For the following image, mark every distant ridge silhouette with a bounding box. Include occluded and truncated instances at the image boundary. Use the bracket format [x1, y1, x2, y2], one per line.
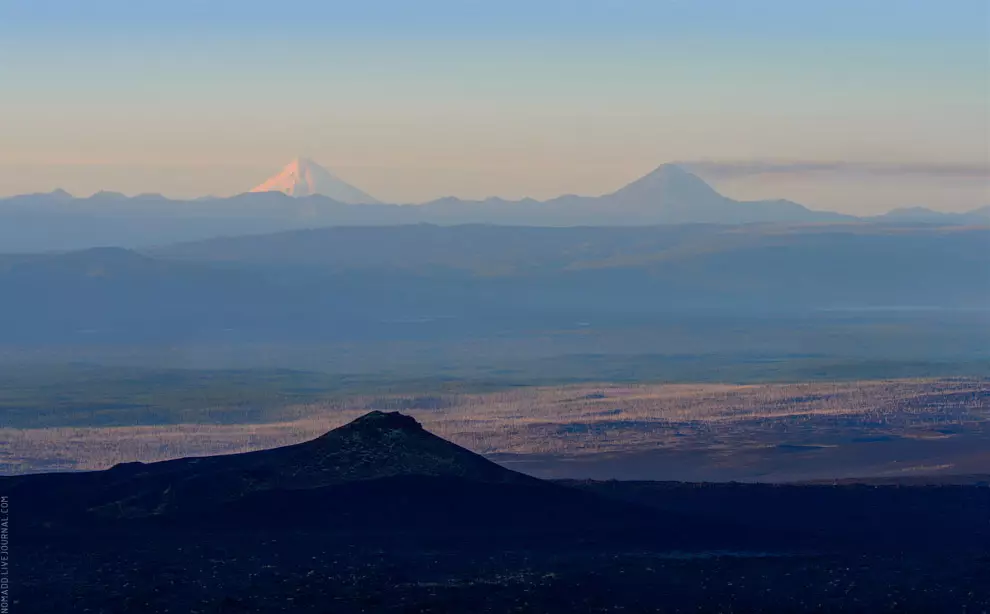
[4, 162, 987, 251]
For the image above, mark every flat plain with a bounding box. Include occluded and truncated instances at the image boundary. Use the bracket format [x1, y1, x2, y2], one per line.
[5, 377, 987, 482]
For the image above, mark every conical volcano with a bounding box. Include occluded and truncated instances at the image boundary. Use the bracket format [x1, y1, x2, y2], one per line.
[597, 163, 833, 223]
[250, 157, 380, 204]
[9, 412, 541, 523]
[607, 164, 724, 204]
[4, 412, 734, 542]
[263, 410, 538, 487]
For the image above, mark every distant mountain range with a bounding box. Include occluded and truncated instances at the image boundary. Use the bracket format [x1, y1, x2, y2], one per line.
[3, 160, 985, 252]
[872, 205, 990, 225]
[2, 224, 987, 346]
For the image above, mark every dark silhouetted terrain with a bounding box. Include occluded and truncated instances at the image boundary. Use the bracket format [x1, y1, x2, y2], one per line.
[6, 413, 989, 613]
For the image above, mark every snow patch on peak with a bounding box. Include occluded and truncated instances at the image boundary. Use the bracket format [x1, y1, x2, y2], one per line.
[250, 158, 381, 204]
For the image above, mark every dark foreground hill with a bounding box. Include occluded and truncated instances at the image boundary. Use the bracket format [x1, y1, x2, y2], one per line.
[6, 411, 657, 535]
[5, 412, 990, 613]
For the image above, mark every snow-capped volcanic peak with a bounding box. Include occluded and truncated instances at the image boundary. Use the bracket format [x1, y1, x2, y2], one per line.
[250, 158, 380, 204]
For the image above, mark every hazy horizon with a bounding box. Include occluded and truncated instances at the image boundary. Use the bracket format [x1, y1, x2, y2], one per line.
[4, 158, 989, 216]
[2, 0, 987, 213]
[6, 5, 990, 609]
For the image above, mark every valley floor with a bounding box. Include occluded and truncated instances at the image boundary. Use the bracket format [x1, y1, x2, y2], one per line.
[5, 377, 988, 482]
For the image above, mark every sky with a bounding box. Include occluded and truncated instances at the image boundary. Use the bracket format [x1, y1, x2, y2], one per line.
[1, 0, 987, 213]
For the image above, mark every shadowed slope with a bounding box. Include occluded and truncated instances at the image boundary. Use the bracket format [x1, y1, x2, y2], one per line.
[11, 411, 986, 554]
[4, 411, 543, 521]
[7, 412, 681, 536]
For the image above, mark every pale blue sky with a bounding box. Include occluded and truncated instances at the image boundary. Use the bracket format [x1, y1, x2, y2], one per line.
[1, 0, 987, 211]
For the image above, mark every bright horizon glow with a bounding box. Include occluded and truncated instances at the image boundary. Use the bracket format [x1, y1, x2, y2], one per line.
[1, 0, 987, 213]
